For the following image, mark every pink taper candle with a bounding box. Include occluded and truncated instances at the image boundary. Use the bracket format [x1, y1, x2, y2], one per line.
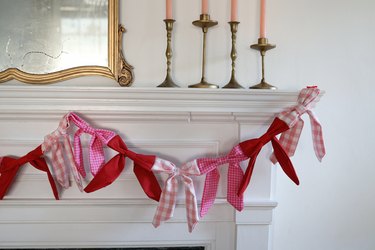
[202, 0, 208, 14]
[260, 0, 266, 38]
[166, 0, 172, 19]
[231, 0, 238, 21]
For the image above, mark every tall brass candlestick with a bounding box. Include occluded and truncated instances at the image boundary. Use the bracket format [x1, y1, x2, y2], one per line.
[223, 21, 244, 89]
[158, 19, 179, 88]
[189, 14, 218, 88]
[250, 38, 277, 89]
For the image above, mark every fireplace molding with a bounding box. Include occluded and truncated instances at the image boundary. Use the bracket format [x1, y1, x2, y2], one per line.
[0, 199, 276, 249]
[0, 86, 299, 250]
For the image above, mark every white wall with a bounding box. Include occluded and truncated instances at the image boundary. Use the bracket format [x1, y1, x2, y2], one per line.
[3, 0, 375, 249]
[268, 0, 375, 250]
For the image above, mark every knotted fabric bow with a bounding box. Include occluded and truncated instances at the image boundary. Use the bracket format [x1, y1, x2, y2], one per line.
[152, 158, 200, 232]
[237, 118, 300, 197]
[84, 135, 162, 202]
[271, 86, 325, 163]
[68, 112, 116, 177]
[192, 145, 248, 217]
[42, 114, 83, 191]
[0, 146, 59, 200]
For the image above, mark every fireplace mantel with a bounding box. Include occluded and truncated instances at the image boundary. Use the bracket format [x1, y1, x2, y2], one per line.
[0, 86, 300, 250]
[0, 86, 298, 112]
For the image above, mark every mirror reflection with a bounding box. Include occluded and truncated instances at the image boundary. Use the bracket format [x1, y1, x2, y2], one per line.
[0, 0, 108, 74]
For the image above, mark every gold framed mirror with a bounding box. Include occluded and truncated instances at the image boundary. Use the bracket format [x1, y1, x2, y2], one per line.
[0, 0, 133, 86]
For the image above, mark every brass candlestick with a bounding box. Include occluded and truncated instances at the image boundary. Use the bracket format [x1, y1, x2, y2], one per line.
[189, 14, 219, 88]
[223, 21, 244, 89]
[158, 19, 179, 88]
[250, 38, 277, 89]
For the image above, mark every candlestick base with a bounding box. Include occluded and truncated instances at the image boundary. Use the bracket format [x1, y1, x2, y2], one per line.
[250, 80, 277, 90]
[223, 77, 244, 89]
[158, 75, 179, 88]
[189, 79, 219, 89]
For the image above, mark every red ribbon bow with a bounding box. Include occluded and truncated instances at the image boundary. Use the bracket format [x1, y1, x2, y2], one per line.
[237, 118, 300, 197]
[84, 135, 162, 201]
[0, 146, 59, 200]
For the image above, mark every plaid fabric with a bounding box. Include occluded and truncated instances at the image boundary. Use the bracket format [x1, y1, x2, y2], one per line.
[42, 114, 83, 191]
[151, 158, 200, 233]
[196, 145, 248, 217]
[271, 87, 325, 163]
[68, 113, 116, 177]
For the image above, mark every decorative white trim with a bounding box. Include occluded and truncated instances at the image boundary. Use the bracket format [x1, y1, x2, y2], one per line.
[235, 202, 277, 225]
[0, 241, 213, 249]
[0, 86, 299, 114]
[0, 199, 275, 224]
[0, 199, 271, 250]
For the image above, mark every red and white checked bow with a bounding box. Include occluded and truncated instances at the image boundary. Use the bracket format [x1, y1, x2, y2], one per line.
[194, 145, 248, 217]
[271, 87, 325, 163]
[152, 158, 200, 232]
[68, 113, 116, 177]
[42, 114, 83, 191]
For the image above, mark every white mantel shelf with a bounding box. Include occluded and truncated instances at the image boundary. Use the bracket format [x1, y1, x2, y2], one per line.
[0, 86, 299, 113]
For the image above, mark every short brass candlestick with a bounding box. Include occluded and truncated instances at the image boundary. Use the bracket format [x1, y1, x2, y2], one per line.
[223, 21, 244, 89]
[250, 38, 277, 89]
[189, 14, 219, 89]
[158, 19, 179, 88]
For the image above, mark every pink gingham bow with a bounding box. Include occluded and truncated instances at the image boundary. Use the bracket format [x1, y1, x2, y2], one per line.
[68, 113, 116, 177]
[42, 114, 83, 191]
[196, 145, 248, 217]
[271, 87, 325, 163]
[152, 158, 200, 232]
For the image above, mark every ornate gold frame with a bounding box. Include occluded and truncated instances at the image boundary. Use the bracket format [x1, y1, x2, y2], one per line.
[0, 0, 134, 86]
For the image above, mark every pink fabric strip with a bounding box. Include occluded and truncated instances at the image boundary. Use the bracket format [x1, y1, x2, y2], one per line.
[68, 112, 116, 177]
[151, 158, 200, 233]
[196, 145, 248, 217]
[42, 114, 83, 191]
[271, 87, 325, 163]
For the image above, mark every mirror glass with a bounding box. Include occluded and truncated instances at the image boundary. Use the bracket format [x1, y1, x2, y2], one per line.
[0, 0, 108, 74]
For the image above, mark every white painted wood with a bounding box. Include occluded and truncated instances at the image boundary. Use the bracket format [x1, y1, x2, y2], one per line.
[0, 86, 298, 249]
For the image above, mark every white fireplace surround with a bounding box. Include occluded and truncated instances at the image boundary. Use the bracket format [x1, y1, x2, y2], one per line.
[0, 86, 300, 250]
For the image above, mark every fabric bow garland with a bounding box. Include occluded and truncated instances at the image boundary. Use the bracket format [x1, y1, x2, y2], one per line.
[0, 146, 59, 200]
[192, 145, 248, 217]
[151, 158, 200, 233]
[84, 135, 162, 202]
[271, 86, 325, 163]
[42, 114, 83, 191]
[68, 112, 116, 177]
[237, 118, 300, 198]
